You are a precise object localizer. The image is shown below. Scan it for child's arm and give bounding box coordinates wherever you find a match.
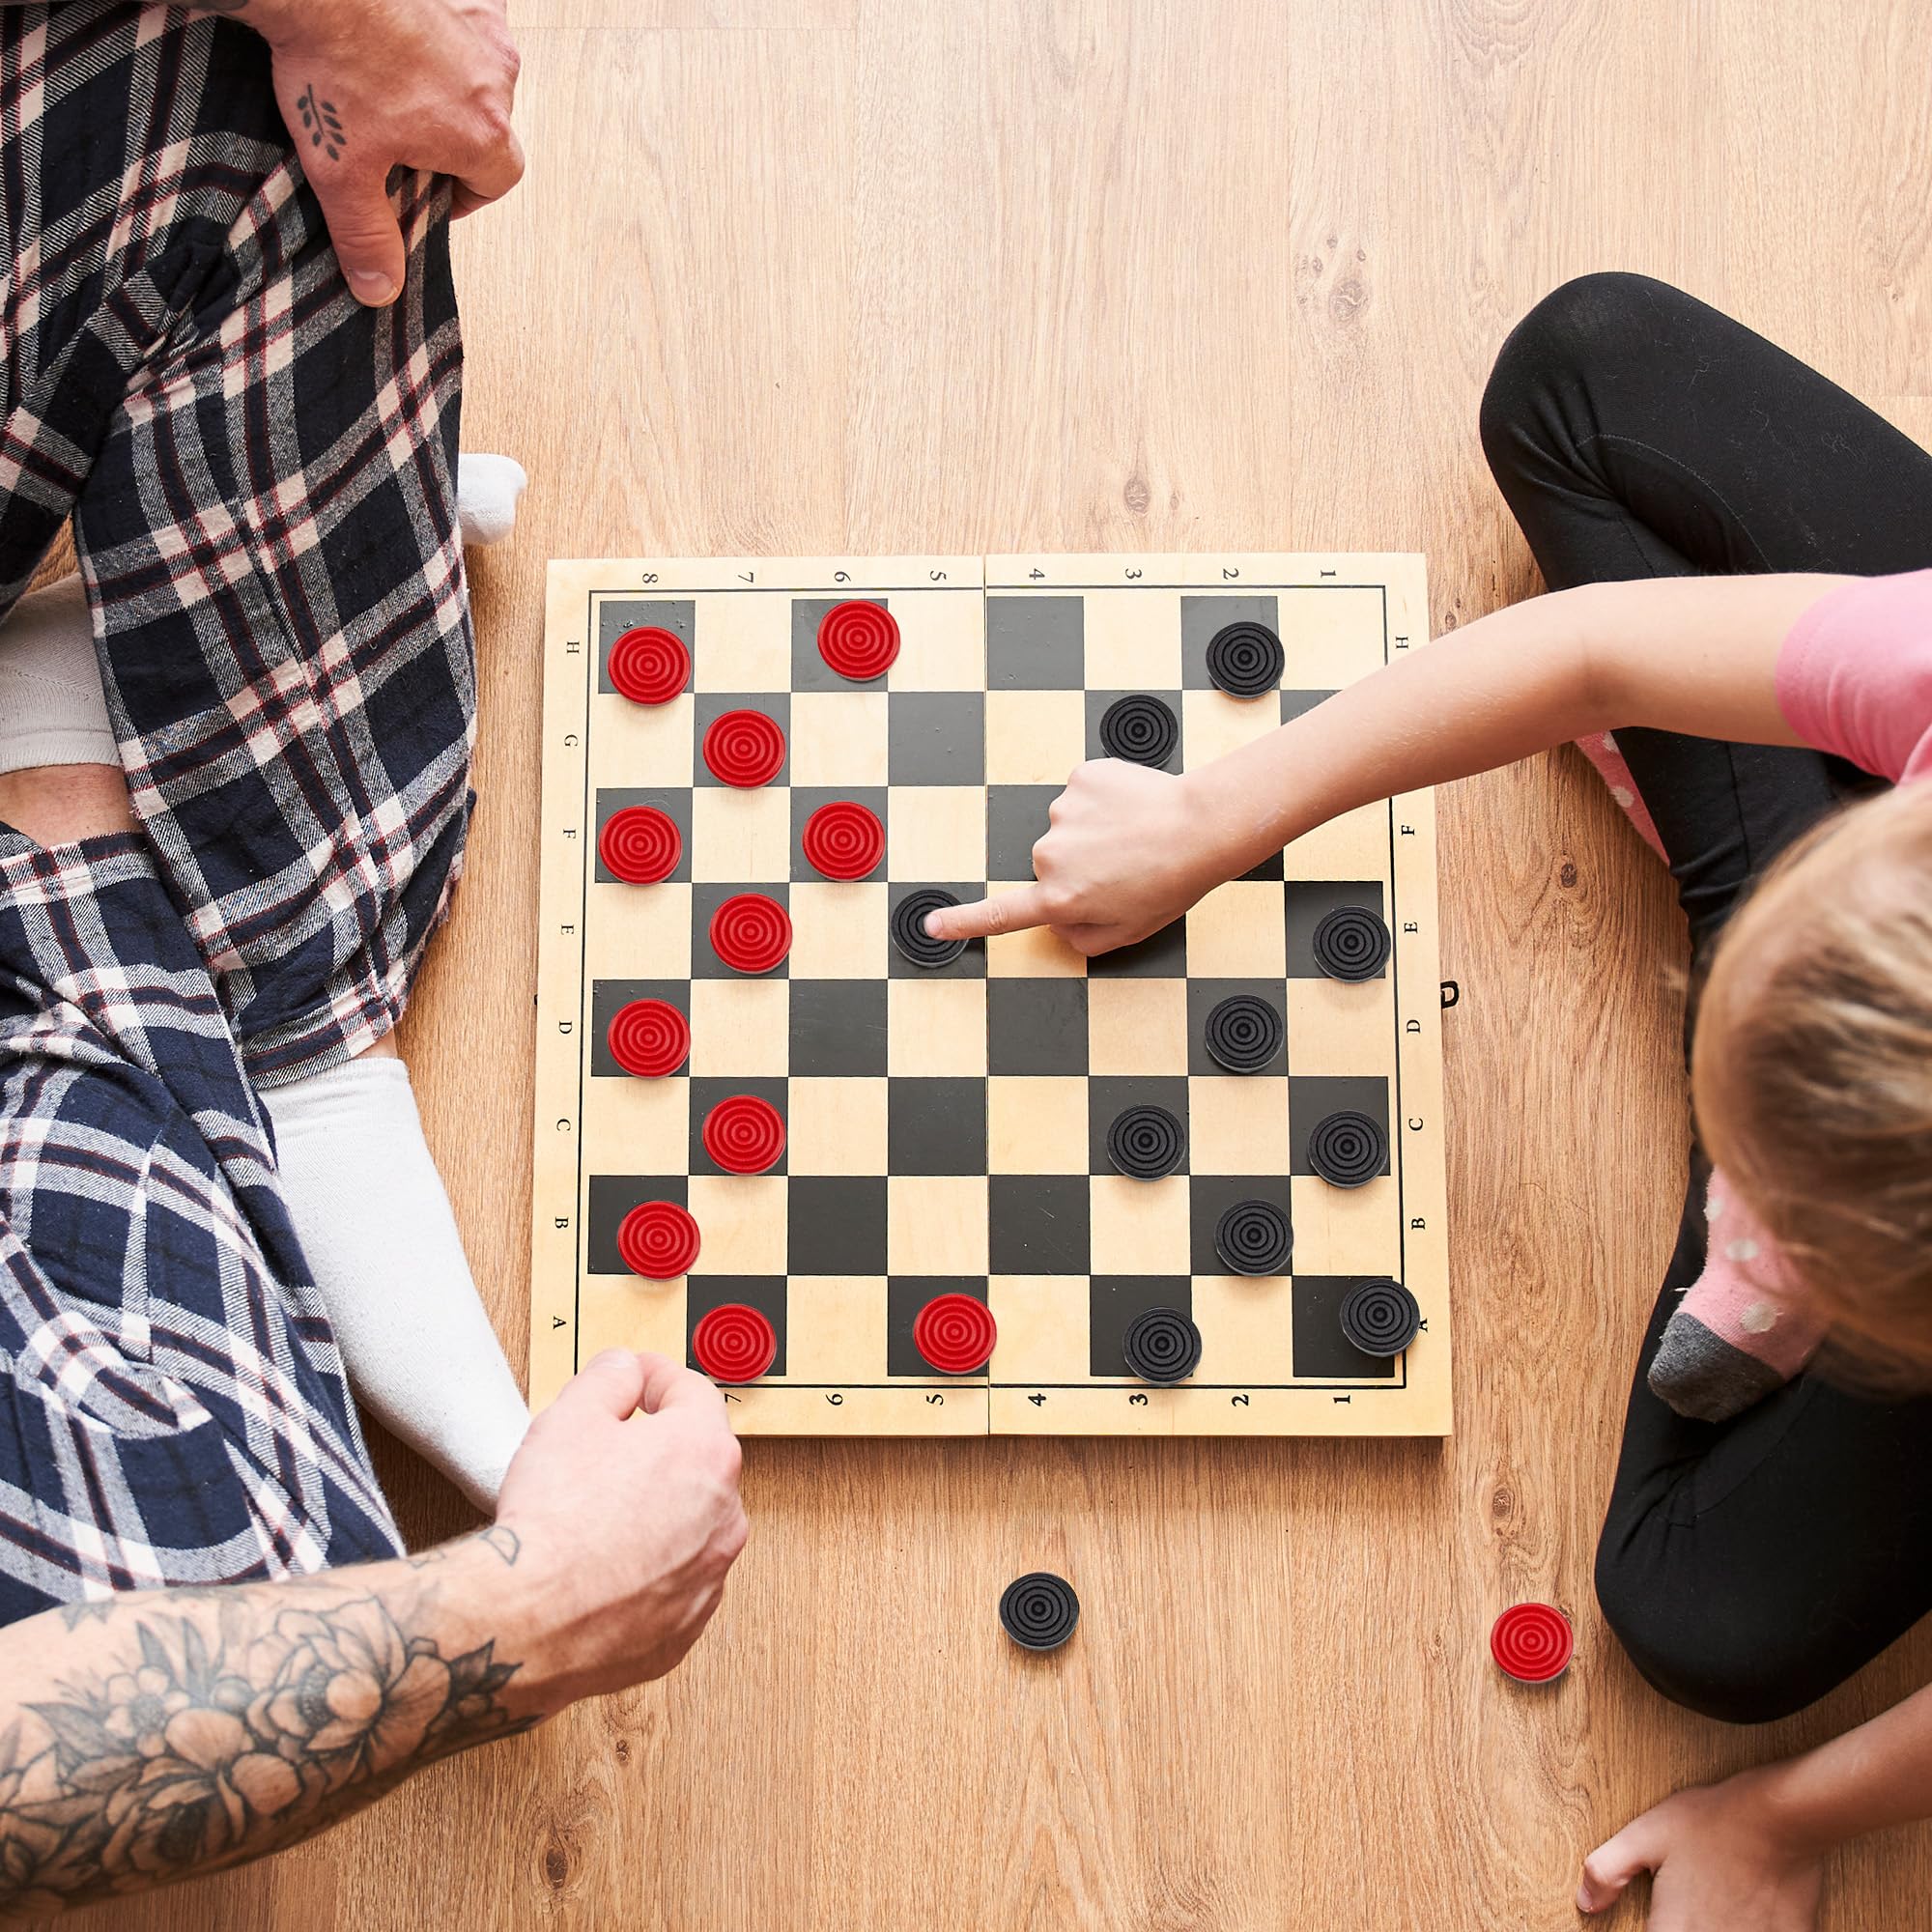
[927,573,1846,953]
[1577,1676,1932,1920]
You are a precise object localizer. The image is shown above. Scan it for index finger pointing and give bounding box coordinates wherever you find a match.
[924,885,1054,942]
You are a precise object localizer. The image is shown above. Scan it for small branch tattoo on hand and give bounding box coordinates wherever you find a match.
[296,85,346,162]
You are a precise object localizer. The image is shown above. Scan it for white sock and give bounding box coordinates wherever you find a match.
[456,453,527,547]
[0,575,117,776]
[260,1056,530,1510]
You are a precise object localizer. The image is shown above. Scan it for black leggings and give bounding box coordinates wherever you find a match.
[1481,273,1932,1723]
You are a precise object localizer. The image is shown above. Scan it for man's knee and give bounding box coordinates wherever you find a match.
[1595,1527,1827,1726]
[1478,271,1681,467]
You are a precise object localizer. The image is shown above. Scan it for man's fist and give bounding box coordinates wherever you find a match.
[496,1351,749,1701]
[244,0,525,304]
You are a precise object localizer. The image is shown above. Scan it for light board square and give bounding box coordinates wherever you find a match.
[888,978,987,1077]
[792,690,888,785]
[787,1077,888,1177]
[790,882,886,979]
[889,1176,990,1275]
[985,689,1086,785]
[691,785,790,882]
[1089,977,1186,1076]
[688,980,790,1076]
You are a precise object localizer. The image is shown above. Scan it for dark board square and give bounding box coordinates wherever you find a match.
[987,978,1089,1077]
[598,598,695,694]
[1188,1173,1293,1275]
[1286,880,1388,980]
[985,784,1058,881]
[889,692,985,784]
[687,1276,788,1378]
[693,691,791,788]
[1185,978,1287,1076]
[790,784,889,882]
[1179,594,1281,690]
[1089,1075,1190,1176]
[887,881,988,979]
[888,1077,988,1175]
[693,881,791,980]
[1289,1076,1390,1176]
[587,1173,685,1275]
[791,596,890,692]
[887,1277,990,1377]
[987,595,1085,689]
[593,786,693,884]
[589,979,691,1078]
[788,1176,887,1275]
[1087,919,1186,979]
[1084,689,1181,774]
[990,1176,1091,1274]
[1292,1275,1397,1380]
[1280,689,1334,724]
[689,1075,789,1177]
[789,979,888,1077]
[1088,1277,1193,1378]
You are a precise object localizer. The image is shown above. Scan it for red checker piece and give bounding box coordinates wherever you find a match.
[607,998,690,1078]
[692,1303,778,1384]
[816,600,900,682]
[608,626,690,705]
[702,708,786,786]
[1491,1603,1575,1684]
[709,893,791,974]
[599,805,680,884]
[702,1094,786,1174]
[913,1293,998,1375]
[802,800,885,881]
[617,1201,699,1280]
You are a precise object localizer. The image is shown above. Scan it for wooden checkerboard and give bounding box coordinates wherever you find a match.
[530,554,1451,1435]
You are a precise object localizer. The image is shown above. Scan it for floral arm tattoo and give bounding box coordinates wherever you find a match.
[0,1528,535,1922]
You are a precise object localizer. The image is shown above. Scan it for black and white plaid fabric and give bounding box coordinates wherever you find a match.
[0,833,403,1613]
[0,0,477,1618]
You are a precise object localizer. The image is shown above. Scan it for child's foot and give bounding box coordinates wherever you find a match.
[1647,1172,1824,1423]
[457,452,526,548]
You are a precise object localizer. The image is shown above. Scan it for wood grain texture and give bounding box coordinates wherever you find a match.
[76,1,1932,1926]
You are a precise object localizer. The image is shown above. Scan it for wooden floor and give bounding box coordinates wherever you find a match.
[88,2,1932,1927]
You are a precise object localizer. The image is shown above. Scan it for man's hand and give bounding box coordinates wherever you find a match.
[1578,1772,1826,1929]
[240,0,524,304]
[925,759,1236,956]
[496,1350,749,1700]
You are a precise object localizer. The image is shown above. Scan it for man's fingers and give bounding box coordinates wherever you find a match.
[1577,1818,1662,1913]
[636,1350,730,1420]
[452,127,526,218]
[313,173,409,306]
[924,885,1054,942]
[568,1348,649,1420]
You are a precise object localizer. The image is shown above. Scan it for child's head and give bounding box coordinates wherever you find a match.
[1694,782,1932,1379]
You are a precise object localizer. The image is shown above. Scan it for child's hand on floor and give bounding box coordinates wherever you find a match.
[925,760,1233,954]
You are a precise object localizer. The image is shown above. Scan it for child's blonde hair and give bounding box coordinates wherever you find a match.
[1694,782,1932,1381]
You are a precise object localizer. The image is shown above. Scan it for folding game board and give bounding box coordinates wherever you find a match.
[530,554,1451,1435]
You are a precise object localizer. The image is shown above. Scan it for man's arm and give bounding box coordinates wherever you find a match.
[0,1350,746,1923]
[927,573,1842,955]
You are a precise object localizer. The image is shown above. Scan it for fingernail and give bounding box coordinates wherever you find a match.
[923,913,942,937]
[349,269,397,303]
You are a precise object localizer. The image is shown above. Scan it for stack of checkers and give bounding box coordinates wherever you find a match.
[576,580,1427,1408]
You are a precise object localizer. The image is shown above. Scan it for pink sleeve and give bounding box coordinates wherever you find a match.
[1776,569,1932,783]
